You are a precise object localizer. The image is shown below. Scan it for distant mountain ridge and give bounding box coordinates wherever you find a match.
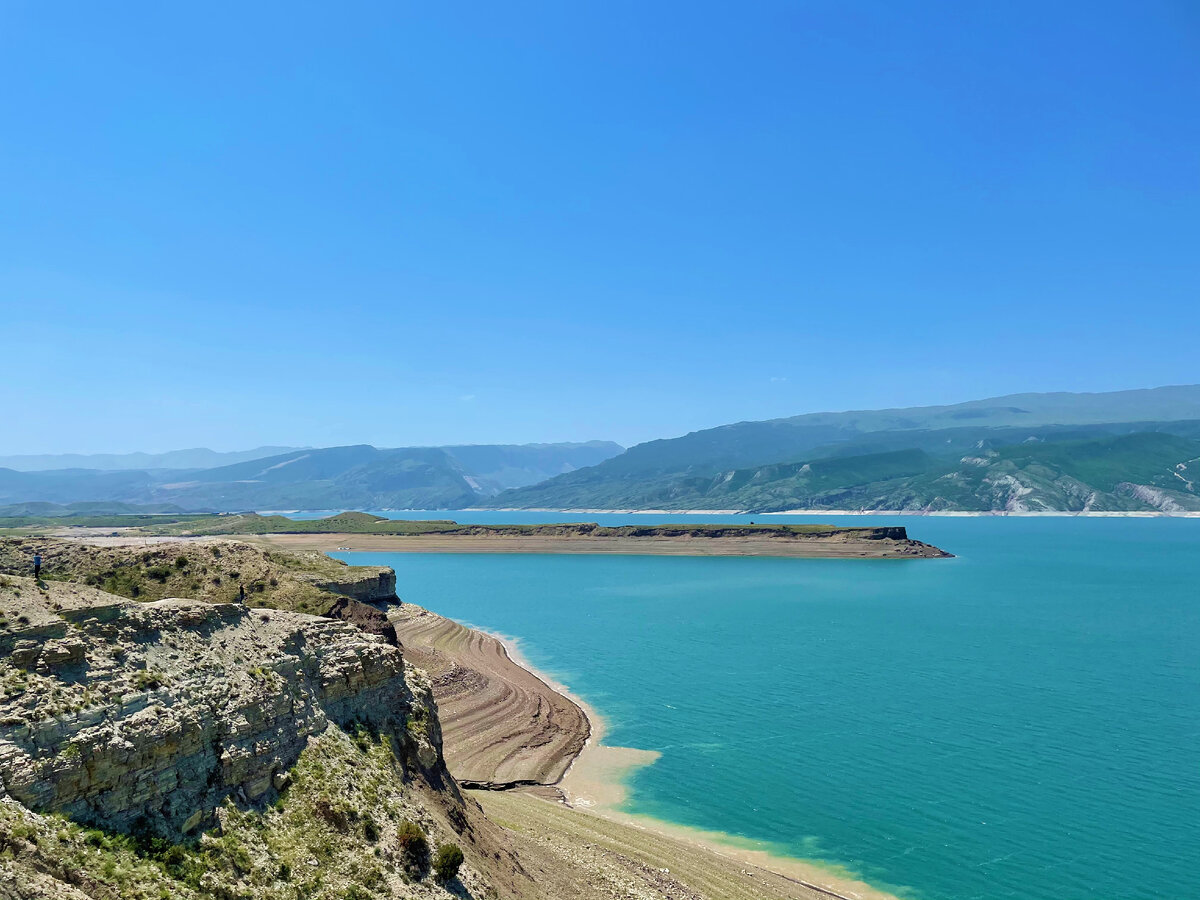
[0,441,624,511]
[5,386,1200,514]
[485,386,1200,513]
[0,446,305,472]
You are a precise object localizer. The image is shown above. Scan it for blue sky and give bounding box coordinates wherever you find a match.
[2,1,1198,453]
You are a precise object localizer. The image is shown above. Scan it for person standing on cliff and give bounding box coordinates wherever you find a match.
[237,582,246,604]
[33,552,42,580]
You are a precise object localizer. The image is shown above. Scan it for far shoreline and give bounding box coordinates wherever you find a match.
[474,507,1200,517]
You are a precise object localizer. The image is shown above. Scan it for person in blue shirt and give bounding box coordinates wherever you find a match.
[33,552,42,580]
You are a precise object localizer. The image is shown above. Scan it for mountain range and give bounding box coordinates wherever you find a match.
[0,442,623,512]
[0,446,304,472]
[484,386,1200,513]
[4,386,1200,514]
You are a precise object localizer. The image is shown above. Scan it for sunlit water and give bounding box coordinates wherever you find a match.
[327,512,1200,900]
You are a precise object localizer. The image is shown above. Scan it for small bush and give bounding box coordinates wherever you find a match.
[362,815,379,843]
[313,798,352,832]
[174,556,189,569]
[134,671,163,691]
[433,843,464,882]
[396,820,428,872]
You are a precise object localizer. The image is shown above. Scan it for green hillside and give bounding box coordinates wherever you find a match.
[494,431,1200,513]
[486,386,1200,512]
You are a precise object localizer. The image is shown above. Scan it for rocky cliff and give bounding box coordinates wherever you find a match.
[0,573,552,899]
[0,577,439,838]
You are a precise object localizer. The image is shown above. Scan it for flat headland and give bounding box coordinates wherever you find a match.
[148,512,951,558]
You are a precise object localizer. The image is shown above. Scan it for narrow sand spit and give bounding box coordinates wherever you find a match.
[392,602,904,900]
[252,531,949,557]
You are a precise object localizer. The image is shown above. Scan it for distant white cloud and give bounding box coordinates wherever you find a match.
[769,376,788,383]
[459,394,477,402]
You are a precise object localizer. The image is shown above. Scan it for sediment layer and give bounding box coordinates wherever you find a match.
[388,603,589,787]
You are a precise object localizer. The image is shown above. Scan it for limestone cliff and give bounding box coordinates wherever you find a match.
[0,574,548,899]
[0,577,439,838]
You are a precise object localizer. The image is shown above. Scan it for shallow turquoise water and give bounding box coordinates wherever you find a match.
[334,515,1200,900]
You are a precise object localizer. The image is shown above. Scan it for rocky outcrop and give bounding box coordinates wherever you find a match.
[311,567,397,603]
[0,577,442,839]
[0,537,403,645]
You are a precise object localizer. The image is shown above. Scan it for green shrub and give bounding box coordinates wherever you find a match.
[433,843,464,882]
[313,798,352,832]
[396,820,428,872]
[174,556,189,569]
[133,671,163,691]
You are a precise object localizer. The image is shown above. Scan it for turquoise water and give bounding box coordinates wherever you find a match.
[333,514,1200,900]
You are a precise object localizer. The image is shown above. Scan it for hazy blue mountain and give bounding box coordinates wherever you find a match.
[0,501,191,517]
[0,441,624,511]
[441,441,624,493]
[0,468,158,506]
[0,446,305,472]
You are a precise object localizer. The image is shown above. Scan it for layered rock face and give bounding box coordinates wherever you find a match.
[312,567,397,603]
[0,577,441,838]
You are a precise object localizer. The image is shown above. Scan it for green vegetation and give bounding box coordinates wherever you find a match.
[396,820,429,874]
[0,538,393,622]
[491,429,1200,513]
[0,513,209,529]
[433,843,464,882]
[0,725,469,899]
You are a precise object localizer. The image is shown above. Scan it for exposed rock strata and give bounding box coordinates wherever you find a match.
[388,603,589,787]
[0,577,440,838]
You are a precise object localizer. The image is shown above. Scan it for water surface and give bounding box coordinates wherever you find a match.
[335,514,1200,900]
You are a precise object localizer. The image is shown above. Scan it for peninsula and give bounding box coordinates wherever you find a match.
[140,512,953,558]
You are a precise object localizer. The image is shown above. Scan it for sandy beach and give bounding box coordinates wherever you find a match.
[392,600,904,900]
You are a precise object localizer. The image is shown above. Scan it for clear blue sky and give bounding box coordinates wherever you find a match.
[2,1,1197,454]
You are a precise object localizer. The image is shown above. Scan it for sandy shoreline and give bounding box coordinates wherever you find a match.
[247,531,949,558]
